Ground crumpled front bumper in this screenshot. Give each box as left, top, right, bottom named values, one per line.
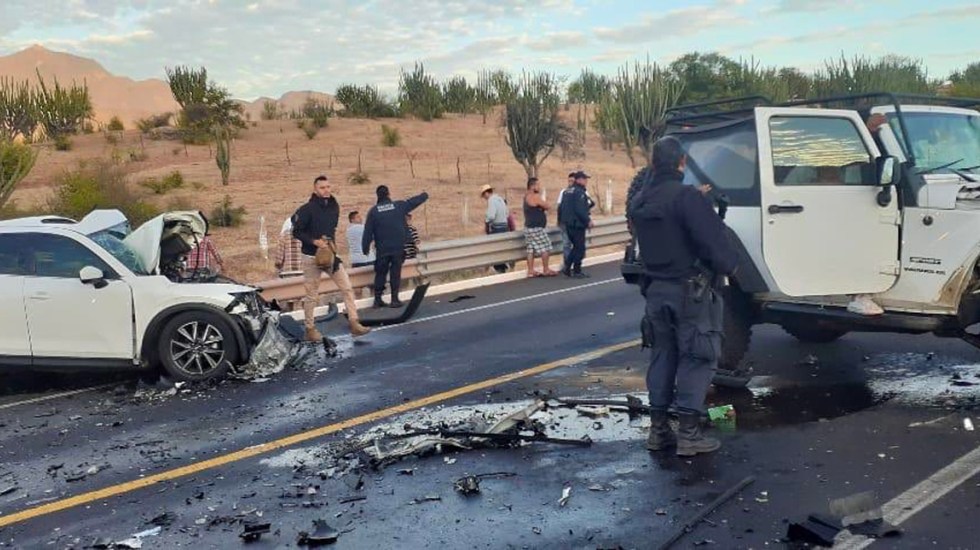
left=231, top=314, right=308, bottom=380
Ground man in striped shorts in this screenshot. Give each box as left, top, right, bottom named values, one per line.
left=523, top=177, right=558, bottom=277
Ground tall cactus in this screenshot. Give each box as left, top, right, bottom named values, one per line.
left=0, top=77, right=39, bottom=142
left=0, top=140, right=38, bottom=209
left=34, top=70, right=92, bottom=142
left=214, top=126, right=231, bottom=186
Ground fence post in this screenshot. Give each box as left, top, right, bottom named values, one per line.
left=456, top=156, right=462, bottom=185
left=605, top=180, right=613, bottom=215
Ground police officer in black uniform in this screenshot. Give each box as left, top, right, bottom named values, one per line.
left=362, top=185, right=428, bottom=308
left=627, top=137, right=737, bottom=457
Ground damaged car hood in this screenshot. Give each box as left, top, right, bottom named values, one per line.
left=124, top=211, right=207, bottom=274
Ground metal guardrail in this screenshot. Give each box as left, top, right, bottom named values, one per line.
left=257, top=216, right=629, bottom=302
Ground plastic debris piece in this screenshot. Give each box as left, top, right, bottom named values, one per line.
left=575, top=405, right=610, bottom=417
left=965, top=418, right=975, bottom=431
left=410, top=495, right=442, bottom=505
left=454, top=475, right=481, bottom=495
left=830, top=491, right=882, bottom=526
left=240, top=522, right=272, bottom=542
left=787, top=514, right=841, bottom=547
left=297, top=519, right=340, bottom=546
left=707, top=404, right=735, bottom=422
left=444, top=457, right=457, bottom=465
left=558, top=486, right=572, bottom=507
left=448, top=295, right=475, bottom=304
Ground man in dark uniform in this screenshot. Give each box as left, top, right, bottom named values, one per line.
left=557, top=171, right=593, bottom=278
left=627, top=137, right=737, bottom=457
left=362, top=185, right=428, bottom=308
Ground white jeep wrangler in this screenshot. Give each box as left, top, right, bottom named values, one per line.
left=623, top=93, right=980, bottom=373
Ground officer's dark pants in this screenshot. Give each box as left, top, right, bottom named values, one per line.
left=374, top=252, right=404, bottom=298
left=644, top=279, right=723, bottom=415
left=560, top=224, right=572, bottom=268
left=488, top=223, right=510, bottom=273
left=565, top=226, right=587, bottom=273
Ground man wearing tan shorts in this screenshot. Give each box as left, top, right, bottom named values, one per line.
left=291, top=175, right=371, bottom=340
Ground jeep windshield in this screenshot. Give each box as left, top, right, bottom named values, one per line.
left=886, top=111, right=980, bottom=174
left=88, top=230, right=149, bottom=275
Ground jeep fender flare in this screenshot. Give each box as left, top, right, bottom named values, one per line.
left=141, top=304, right=250, bottom=367
left=724, top=226, right=768, bottom=294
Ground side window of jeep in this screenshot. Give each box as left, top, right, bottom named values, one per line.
left=770, top=117, right=875, bottom=186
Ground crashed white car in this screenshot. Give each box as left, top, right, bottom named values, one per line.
left=0, top=209, right=288, bottom=382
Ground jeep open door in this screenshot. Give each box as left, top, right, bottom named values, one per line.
left=756, top=107, right=900, bottom=297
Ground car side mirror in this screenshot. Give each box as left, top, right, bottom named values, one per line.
left=878, top=156, right=899, bottom=186
left=79, top=266, right=108, bottom=289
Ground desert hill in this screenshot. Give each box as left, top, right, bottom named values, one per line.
left=0, top=46, right=337, bottom=127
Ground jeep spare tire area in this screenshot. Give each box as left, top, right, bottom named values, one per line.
left=157, top=311, right=237, bottom=382
left=781, top=323, right=848, bottom=344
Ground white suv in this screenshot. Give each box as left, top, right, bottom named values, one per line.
left=0, top=210, right=274, bottom=382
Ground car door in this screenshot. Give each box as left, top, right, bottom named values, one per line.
left=0, top=234, right=31, bottom=366
left=22, top=232, right=136, bottom=363
left=756, top=107, right=900, bottom=297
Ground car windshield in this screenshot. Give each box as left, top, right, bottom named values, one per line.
left=887, top=111, right=980, bottom=174
left=88, top=230, right=149, bottom=275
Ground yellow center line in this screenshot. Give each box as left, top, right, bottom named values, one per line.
left=0, top=339, right=639, bottom=528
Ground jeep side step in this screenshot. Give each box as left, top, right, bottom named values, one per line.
left=761, top=302, right=955, bottom=334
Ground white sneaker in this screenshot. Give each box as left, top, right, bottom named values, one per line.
left=847, top=295, right=884, bottom=316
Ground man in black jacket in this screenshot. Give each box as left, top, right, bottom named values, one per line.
left=627, top=137, right=737, bottom=457
left=292, top=175, right=371, bottom=340
left=362, top=185, right=428, bottom=308
left=557, top=171, right=593, bottom=278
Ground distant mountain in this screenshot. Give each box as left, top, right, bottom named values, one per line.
left=0, top=45, right=178, bottom=127
left=239, top=90, right=338, bottom=120
left=0, top=45, right=336, bottom=127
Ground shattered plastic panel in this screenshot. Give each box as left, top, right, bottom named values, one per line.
left=231, top=317, right=308, bottom=381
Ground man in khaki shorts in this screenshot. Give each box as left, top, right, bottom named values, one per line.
left=291, top=175, right=371, bottom=340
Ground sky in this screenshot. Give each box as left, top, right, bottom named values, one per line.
left=0, top=0, right=977, bottom=100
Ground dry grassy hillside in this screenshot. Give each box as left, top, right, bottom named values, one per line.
left=11, top=111, right=639, bottom=283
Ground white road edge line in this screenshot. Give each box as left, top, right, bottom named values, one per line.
left=0, top=383, right=116, bottom=411
left=833, top=444, right=980, bottom=549
left=372, top=277, right=619, bottom=331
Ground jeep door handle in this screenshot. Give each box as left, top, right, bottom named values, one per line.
left=768, top=204, right=804, bottom=215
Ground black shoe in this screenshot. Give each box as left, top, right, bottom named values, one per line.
left=561, top=269, right=572, bottom=277
left=389, top=300, right=404, bottom=308
left=373, top=298, right=388, bottom=309
left=571, top=272, right=589, bottom=279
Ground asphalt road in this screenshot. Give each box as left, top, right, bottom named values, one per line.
left=1, top=261, right=980, bottom=549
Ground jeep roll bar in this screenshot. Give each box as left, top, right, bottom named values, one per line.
left=665, top=91, right=980, bottom=168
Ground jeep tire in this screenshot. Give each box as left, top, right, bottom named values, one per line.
left=157, top=310, right=237, bottom=382
left=782, top=323, right=848, bottom=344
left=720, top=286, right=753, bottom=372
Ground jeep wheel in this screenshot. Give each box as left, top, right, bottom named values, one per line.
left=157, top=311, right=237, bottom=382
left=782, top=324, right=848, bottom=344
left=720, top=286, right=753, bottom=372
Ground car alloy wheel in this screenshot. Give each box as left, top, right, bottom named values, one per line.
left=169, top=320, right=226, bottom=376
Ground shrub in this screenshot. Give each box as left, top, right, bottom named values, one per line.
left=137, top=113, right=173, bottom=133
left=54, top=135, right=72, bottom=151
left=302, top=122, right=319, bottom=140
left=380, top=124, right=401, bottom=147
left=0, top=139, right=38, bottom=209
left=81, top=122, right=95, bottom=134
left=335, top=84, right=399, bottom=118
left=261, top=100, right=281, bottom=121
left=105, top=132, right=120, bottom=145
left=47, top=159, right=159, bottom=225
left=107, top=116, right=124, bottom=131
left=347, top=171, right=370, bottom=185
left=303, top=98, right=331, bottom=129
left=128, top=149, right=148, bottom=162
left=139, top=170, right=184, bottom=194
left=172, top=146, right=182, bottom=156
left=0, top=200, right=41, bottom=220
left=209, top=195, right=246, bottom=227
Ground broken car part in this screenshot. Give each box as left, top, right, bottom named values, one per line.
left=656, top=476, right=755, bottom=550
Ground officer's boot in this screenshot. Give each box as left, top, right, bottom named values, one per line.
left=373, top=292, right=388, bottom=309
left=646, top=410, right=676, bottom=451
left=676, top=412, right=721, bottom=457
left=348, top=319, right=371, bottom=337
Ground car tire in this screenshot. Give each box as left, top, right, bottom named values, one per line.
left=720, top=286, right=753, bottom=372
left=156, top=310, right=238, bottom=382
left=782, top=323, right=848, bottom=344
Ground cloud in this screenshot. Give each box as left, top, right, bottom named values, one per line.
left=594, top=4, right=746, bottom=45
left=525, top=31, right=587, bottom=52
left=765, top=0, right=858, bottom=13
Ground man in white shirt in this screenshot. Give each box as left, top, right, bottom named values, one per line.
left=346, top=211, right=375, bottom=268
left=481, top=184, right=510, bottom=273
